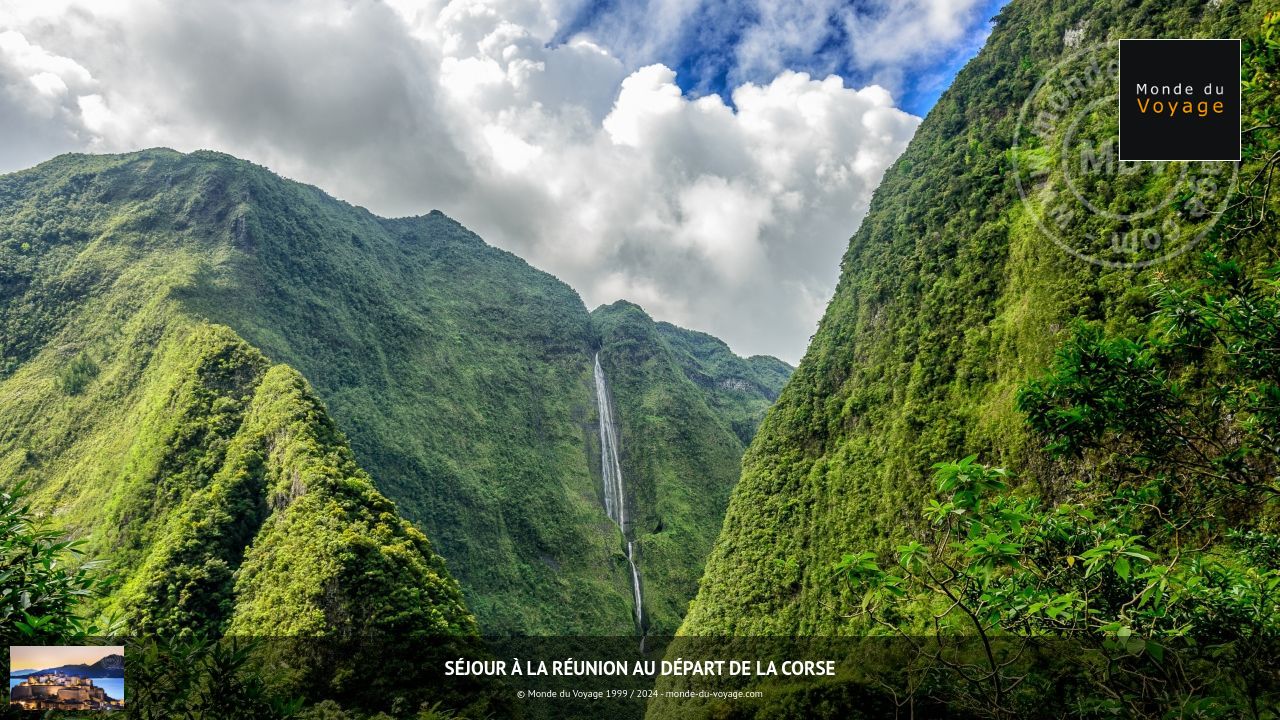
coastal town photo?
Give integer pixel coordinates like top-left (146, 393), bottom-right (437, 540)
top-left (8, 646), bottom-right (124, 712)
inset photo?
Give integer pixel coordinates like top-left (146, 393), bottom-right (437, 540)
top-left (8, 646), bottom-right (124, 712)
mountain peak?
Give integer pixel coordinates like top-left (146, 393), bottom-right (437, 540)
top-left (1, 145), bottom-right (785, 639)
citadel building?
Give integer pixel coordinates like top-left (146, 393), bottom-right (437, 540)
top-left (9, 672), bottom-right (123, 711)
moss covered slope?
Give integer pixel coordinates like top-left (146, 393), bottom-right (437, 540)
top-left (592, 302), bottom-right (788, 634)
top-left (0, 306), bottom-right (474, 637)
top-left (682, 0), bottom-right (1279, 635)
top-left (0, 149), bottom-right (788, 635)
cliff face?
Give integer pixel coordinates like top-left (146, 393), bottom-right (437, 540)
top-left (0, 149), bottom-right (788, 636)
top-left (0, 310), bottom-right (475, 637)
top-left (591, 301), bottom-right (789, 634)
top-left (681, 0), bottom-right (1279, 635)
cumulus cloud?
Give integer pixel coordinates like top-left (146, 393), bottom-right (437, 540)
top-left (0, 28), bottom-right (98, 169)
top-left (559, 0), bottom-right (997, 106)
top-left (836, 0), bottom-right (996, 92)
top-left (0, 0), bottom-right (922, 363)
top-left (732, 0), bottom-right (992, 80)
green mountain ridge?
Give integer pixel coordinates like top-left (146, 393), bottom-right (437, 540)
top-left (0, 148), bottom-right (789, 637)
top-left (681, 0), bottom-right (1280, 636)
top-left (591, 301), bottom-right (789, 633)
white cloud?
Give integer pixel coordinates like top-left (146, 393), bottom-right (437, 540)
top-left (559, 0), bottom-right (995, 102)
top-left (0, 28), bottom-right (99, 167)
top-left (841, 0), bottom-right (989, 67)
top-left (0, 0), bottom-right (922, 364)
top-left (729, 0), bottom-right (991, 81)
top-left (838, 0), bottom-right (994, 92)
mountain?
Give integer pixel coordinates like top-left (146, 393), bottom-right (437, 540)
top-left (0, 309), bottom-right (476, 639)
top-left (654, 320), bottom-right (793, 448)
top-left (592, 302), bottom-right (789, 633)
top-left (0, 149), bottom-right (789, 636)
top-left (681, 0), bottom-right (1279, 636)
top-left (14, 654), bottom-right (125, 679)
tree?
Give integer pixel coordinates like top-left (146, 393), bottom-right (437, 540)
top-left (836, 450), bottom-right (1279, 718)
top-left (129, 635), bottom-right (304, 720)
top-left (834, 18), bottom-right (1280, 717)
top-left (833, 257), bottom-right (1280, 717)
top-left (0, 481), bottom-right (119, 644)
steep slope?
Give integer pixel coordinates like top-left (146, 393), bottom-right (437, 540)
top-left (655, 321), bottom-right (792, 447)
top-left (0, 304), bottom-right (474, 638)
top-left (0, 149), bottom-right (787, 635)
top-left (682, 0), bottom-right (1278, 635)
top-left (592, 302), bottom-right (788, 634)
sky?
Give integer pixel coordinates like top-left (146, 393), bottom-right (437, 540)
top-left (0, 0), bottom-right (1004, 364)
top-left (10, 646), bottom-right (124, 672)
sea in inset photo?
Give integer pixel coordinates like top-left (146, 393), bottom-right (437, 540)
top-left (8, 646), bottom-right (125, 712)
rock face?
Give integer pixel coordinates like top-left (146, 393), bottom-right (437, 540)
top-left (94, 655), bottom-right (124, 673)
top-left (588, 301), bottom-right (792, 634)
top-left (680, 0), bottom-right (1276, 636)
top-left (0, 149), bottom-right (790, 636)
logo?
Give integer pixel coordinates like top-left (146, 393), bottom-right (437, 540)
top-left (1013, 42), bottom-right (1238, 268)
top-left (1119, 39), bottom-right (1241, 161)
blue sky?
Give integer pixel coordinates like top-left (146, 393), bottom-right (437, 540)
top-left (555, 0), bottom-right (1008, 116)
top-left (0, 0), bottom-right (1008, 362)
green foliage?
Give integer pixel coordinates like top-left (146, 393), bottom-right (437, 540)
top-left (838, 457), bottom-right (1279, 717)
top-left (0, 481), bottom-right (119, 643)
top-left (0, 320), bottom-right (480, 713)
top-left (78, 327), bottom-right (478, 640)
top-left (1019, 262), bottom-right (1280, 507)
top-left (592, 302), bottom-right (789, 634)
top-left (0, 147), bottom-right (616, 633)
top-left (129, 635), bottom-right (304, 720)
top-left (0, 146), bottom-right (779, 637)
top-left (1033, 252), bottom-right (1279, 534)
top-left (294, 699), bottom-right (462, 720)
top-left (56, 351), bottom-right (98, 395)
top-left (1238, 12), bottom-right (1280, 233)
top-left (831, 204), bottom-right (1280, 716)
top-left (654, 318), bottom-right (790, 445)
top-left (227, 365), bottom-right (475, 638)
top-left (683, 0), bottom-right (1280, 637)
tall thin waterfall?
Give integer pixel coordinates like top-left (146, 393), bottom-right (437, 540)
top-left (593, 353), bottom-right (645, 639)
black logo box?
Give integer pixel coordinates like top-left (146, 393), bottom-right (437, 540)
top-left (1119, 38), bottom-right (1241, 162)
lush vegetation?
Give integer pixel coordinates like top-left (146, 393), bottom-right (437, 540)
top-left (669, 2), bottom-right (1280, 717)
top-left (0, 146), bottom-right (785, 637)
top-left (0, 147), bottom-right (786, 717)
top-left (0, 482), bottom-right (119, 644)
top-left (683, 0), bottom-right (1280, 637)
top-left (0, 328), bottom-right (487, 716)
top-left (829, 238), bottom-right (1280, 716)
top-left (98, 330), bottom-right (477, 639)
top-left (592, 302), bottom-right (788, 634)
top-left (653, 319), bottom-right (791, 446)
top-left (128, 636), bottom-right (304, 720)
top-left (0, 479), bottom-right (300, 717)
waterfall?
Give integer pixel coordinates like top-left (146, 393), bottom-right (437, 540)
top-left (594, 353), bottom-right (646, 640)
